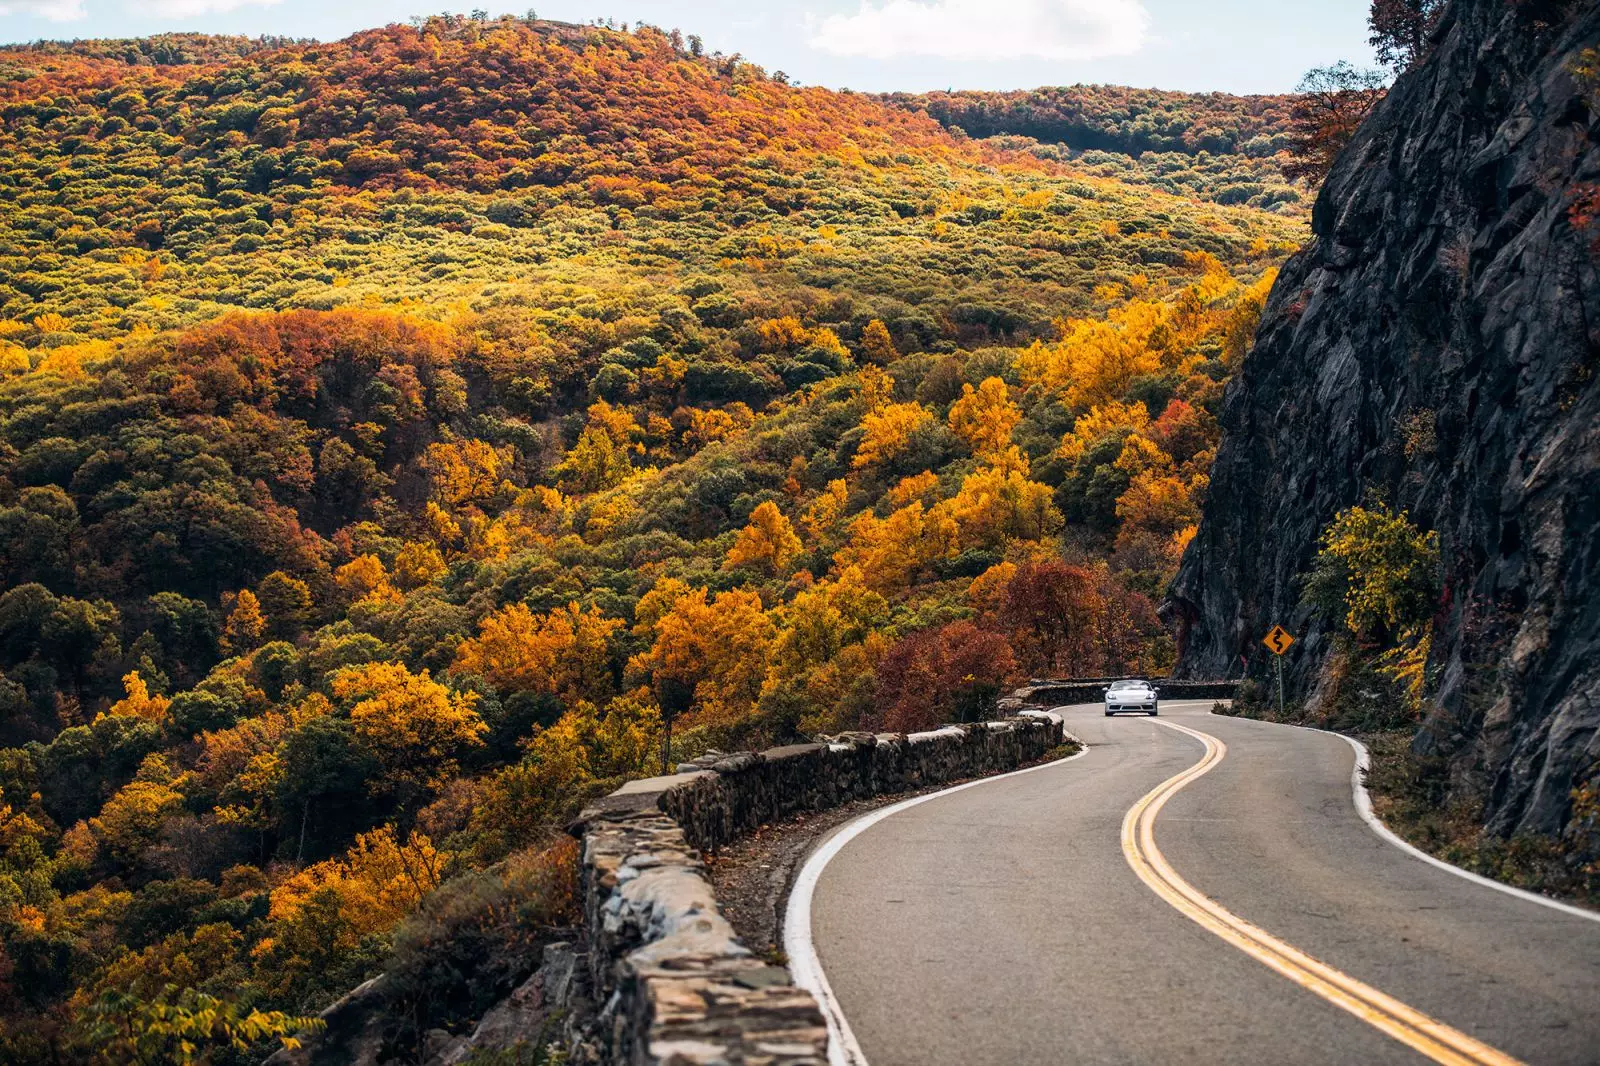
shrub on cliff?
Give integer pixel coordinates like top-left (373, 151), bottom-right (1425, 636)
top-left (1302, 502), bottom-right (1439, 645)
top-left (1302, 502), bottom-right (1440, 725)
top-left (383, 839), bottom-right (580, 1054)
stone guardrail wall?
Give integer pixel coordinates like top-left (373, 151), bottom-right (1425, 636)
top-left (572, 710), bottom-right (1067, 1066)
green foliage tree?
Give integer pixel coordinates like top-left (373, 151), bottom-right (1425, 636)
top-left (75, 984), bottom-right (323, 1065)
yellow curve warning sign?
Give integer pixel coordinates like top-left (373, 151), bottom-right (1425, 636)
top-left (1263, 625), bottom-right (1296, 656)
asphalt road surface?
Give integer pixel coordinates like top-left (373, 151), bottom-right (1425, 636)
top-left (799, 702), bottom-right (1600, 1066)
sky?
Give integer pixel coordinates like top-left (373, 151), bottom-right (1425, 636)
top-left (0, 0), bottom-right (1380, 95)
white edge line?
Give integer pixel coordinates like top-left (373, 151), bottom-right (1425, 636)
top-left (1330, 730), bottom-right (1600, 924)
top-left (783, 714), bottom-right (1090, 1066)
top-left (1203, 708), bottom-right (1600, 925)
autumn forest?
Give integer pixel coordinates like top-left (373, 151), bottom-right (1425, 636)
top-left (0, 15), bottom-right (1317, 1062)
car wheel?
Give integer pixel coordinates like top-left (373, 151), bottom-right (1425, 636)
top-left (1149, 709), bottom-right (1158, 716)
top-left (1104, 709), bottom-right (1113, 717)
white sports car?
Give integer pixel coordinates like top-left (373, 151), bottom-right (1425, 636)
top-left (1104, 679), bottom-right (1159, 717)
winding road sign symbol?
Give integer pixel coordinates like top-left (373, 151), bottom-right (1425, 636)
top-left (1263, 625), bottom-right (1296, 656)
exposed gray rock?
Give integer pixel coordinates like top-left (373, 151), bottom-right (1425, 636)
top-left (263, 975), bottom-right (389, 1066)
top-left (433, 943), bottom-right (581, 1065)
top-left (1170, 0), bottom-right (1600, 834)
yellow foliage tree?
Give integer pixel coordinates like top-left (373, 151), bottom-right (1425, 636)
top-left (767, 570), bottom-right (888, 683)
top-left (947, 377), bottom-right (1021, 458)
top-left (471, 694), bottom-right (661, 851)
top-left (197, 709), bottom-right (294, 831)
top-left (422, 500), bottom-right (464, 547)
top-left (392, 541), bottom-right (447, 590)
top-left (332, 662), bottom-right (486, 792)
top-left (582, 487), bottom-right (646, 544)
top-left (686, 403), bottom-right (755, 448)
top-left (757, 316), bottom-right (850, 358)
top-left (1112, 433), bottom-right (1175, 480)
top-left (554, 424), bottom-right (635, 494)
top-left (0, 803), bottom-right (51, 856)
top-left (802, 479), bottom-right (852, 551)
top-left (1115, 472), bottom-right (1202, 544)
top-left (853, 401), bottom-right (933, 469)
top-left (724, 501), bottom-right (803, 573)
top-left (334, 554), bottom-right (399, 605)
top-left (221, 590), bottom-right (266, 657)
top-left (526, 694), bottom-right (662, 783)
top-left (966, 560), bottom-right (1019, 622)
top-left (268, 825), bottom-right (450, 937)
top-left (580, 399), bottom-right (631, 440)
top-left (1222, 269), bottom-right (1276, 367)
top-left (642, 354), bottom-right (687, 391)
top-left (99, 672), bottom-right (170, 723)
top-left (834, 502), bottom-right (957, 592)
top-left (424, 439), bottom-right (508, 509)
top-left (1020, 259), bottom-right (1242, 410)
top-left (85, 779), bottom-right (185, 867)
top-left (756, 315), bottom-right (812, 352)
top-left (1055, 400), bottom-right (1151, 464)
top-left (453, 601), bottom-right (622, 702)
top-left (936, 456), bottom-right (1063, 551)
top-left (886, 471), bottom-right (939, 509)
top-left (856, 366), bottom-right (894, 413)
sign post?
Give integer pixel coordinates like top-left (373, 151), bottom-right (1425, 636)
top-left (1262, 625), bottom-right (1296, 716)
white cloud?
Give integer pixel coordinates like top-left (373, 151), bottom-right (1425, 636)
top-left (130, 0), bottom-right (279, 15)
top-left (811, 0), bottom-right (1150, 62)
top-left (0, 0), bottom-right (87, 21)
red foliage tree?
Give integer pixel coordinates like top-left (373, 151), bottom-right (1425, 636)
top-left (998, 560), bottom-right (1107, 676)
top-left (872, 622), bottom-right (1017, 733)
top-left (1148, 399), bottom-right (1215, 466)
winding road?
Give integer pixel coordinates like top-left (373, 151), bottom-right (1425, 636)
top-left (789, 702), bottom-right (1600, 1066)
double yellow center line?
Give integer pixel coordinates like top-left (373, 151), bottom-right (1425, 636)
top-left (1120, 718), bottom-right (1524, 1066)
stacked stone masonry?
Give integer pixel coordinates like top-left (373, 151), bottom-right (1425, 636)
top-left (572, 710), bottom-right (1066, 1065)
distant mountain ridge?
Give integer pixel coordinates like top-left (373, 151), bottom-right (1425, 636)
top-left (0, 17), bottom-right (1302, 340)
top-left (888, 85), bottom-right (1305, 214)
top-left (889, 85), bottom-right (1296, 158)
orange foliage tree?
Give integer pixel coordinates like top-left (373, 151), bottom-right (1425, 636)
top-left (629, 586), bottom-right (774, 724)
top-left (853, 402), bottom-right (934, 469)
top-left (221, 591), bottom-right (266, 657)
top-left (724, 501), bottom-right (804, 573)
top-left (452, 602), bottom-right (622, 703)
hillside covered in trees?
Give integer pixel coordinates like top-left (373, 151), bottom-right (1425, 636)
top-left (889, 85), bottom-right (1305, 214)
top-left (0, 16), bottom-right (1301, 1062)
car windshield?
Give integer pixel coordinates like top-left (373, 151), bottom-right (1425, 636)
top-left (1110, 681), bottom-right (1147, 690)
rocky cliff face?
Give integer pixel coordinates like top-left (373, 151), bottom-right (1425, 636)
top-left (1170, 0), bottom-right (1600, 836)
